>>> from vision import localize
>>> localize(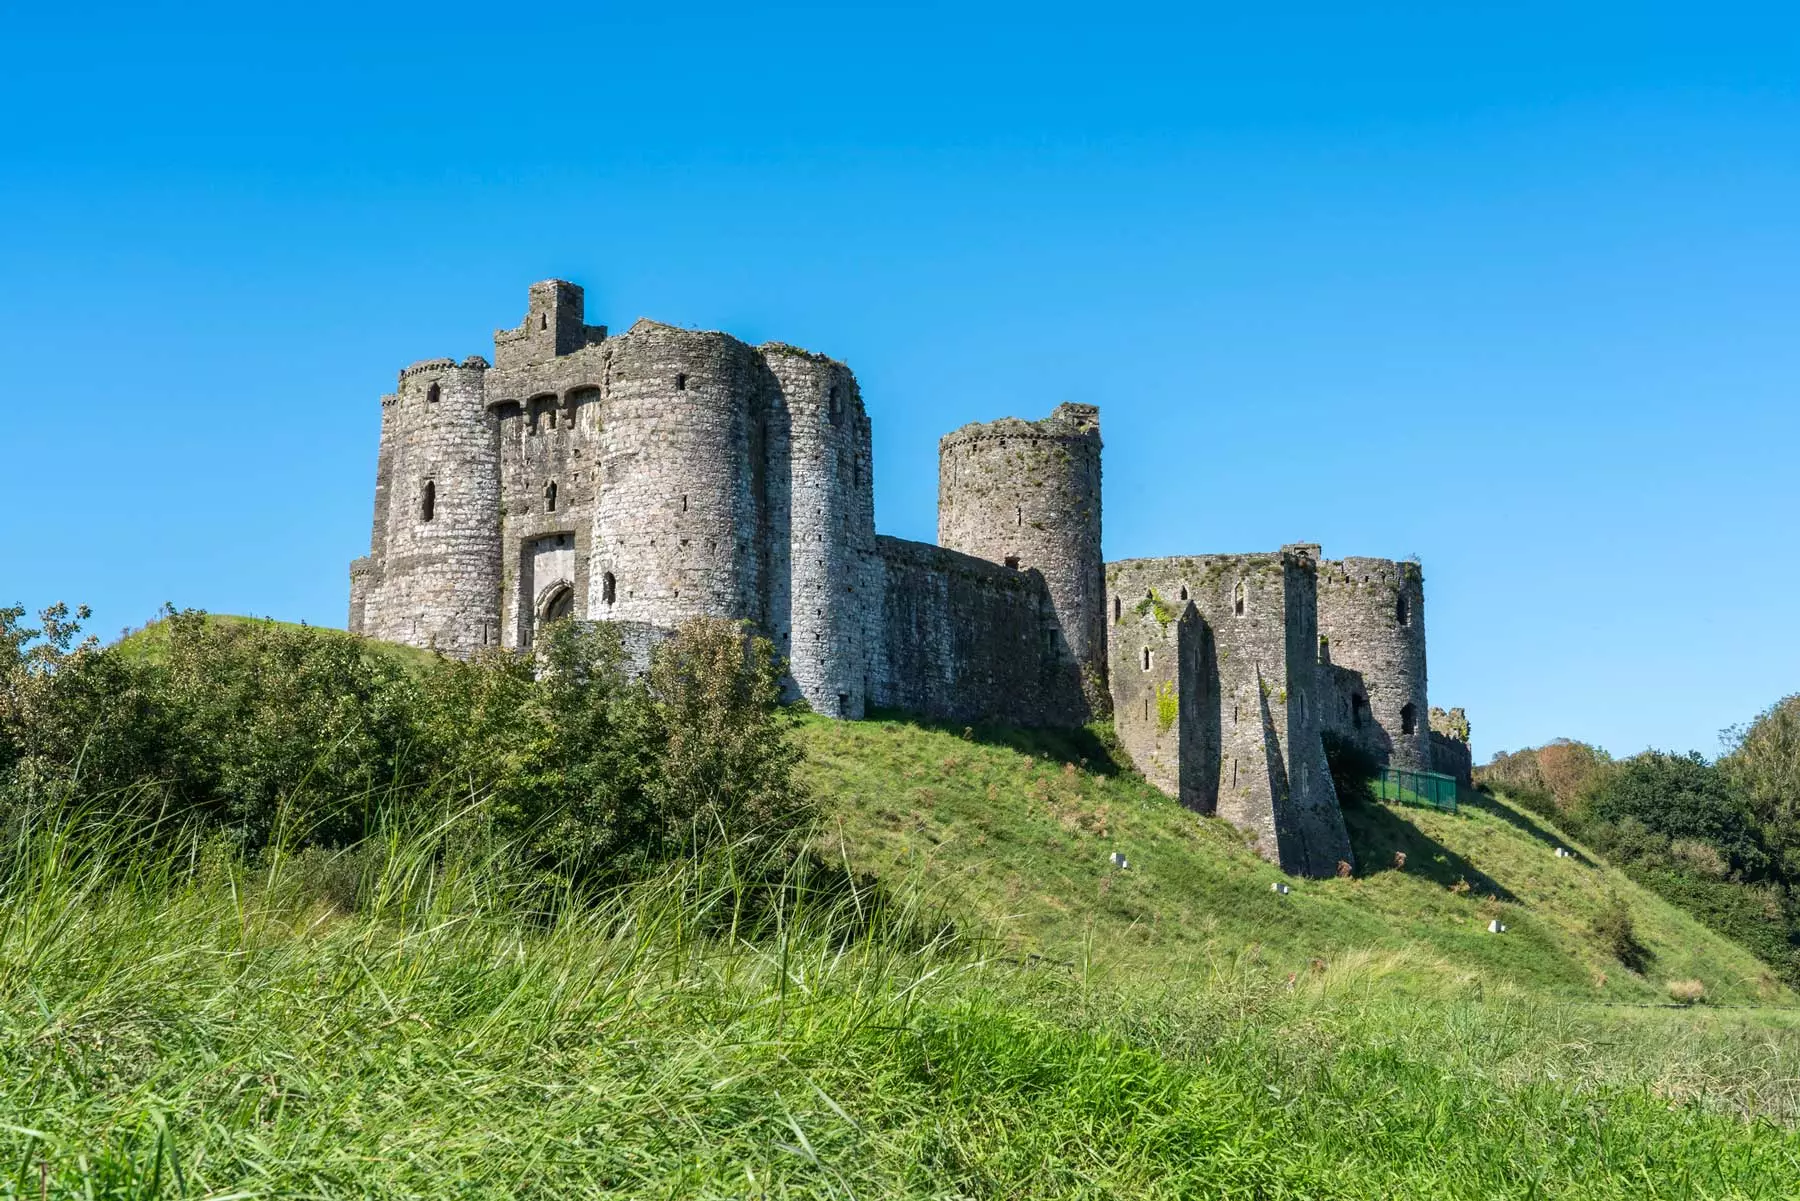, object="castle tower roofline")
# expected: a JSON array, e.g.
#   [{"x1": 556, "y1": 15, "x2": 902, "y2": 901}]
[
  {"x1": 494, "y1": 279, "x2": 606, "y2": 369},
  {"x1": 939, "y1": 402, "x2": 1102, "y2": 450},
  {"x1": 758, "y1": 340, "x2": 850, "y2": 370},
  {"x1": 399, "y1": 357, "x2": 458, "y2": 380}
]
